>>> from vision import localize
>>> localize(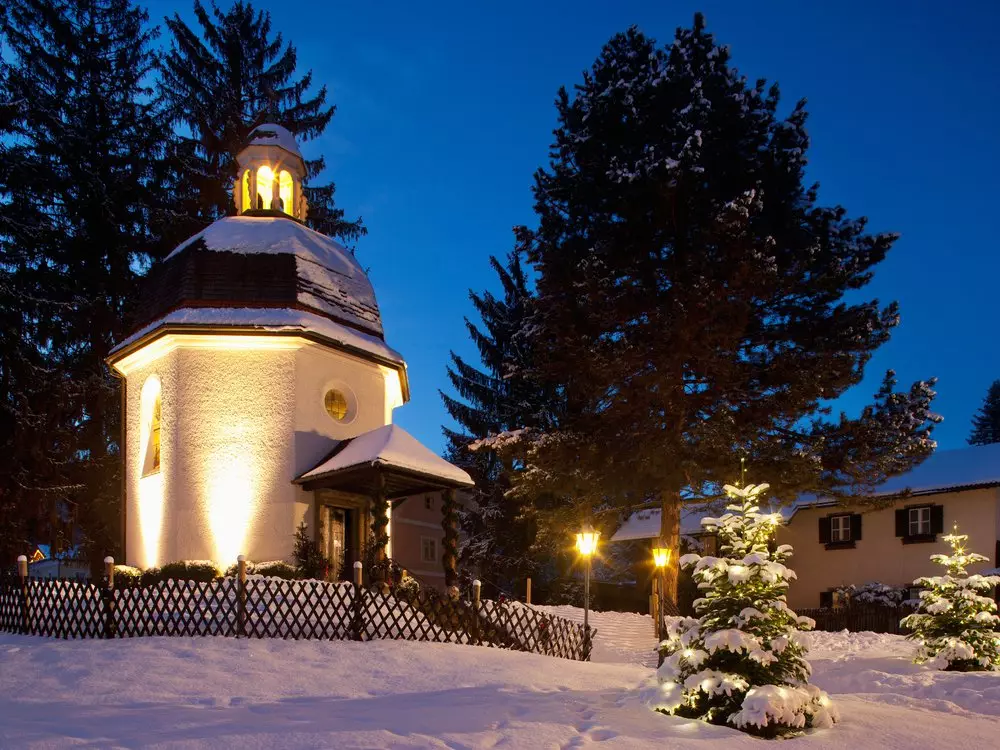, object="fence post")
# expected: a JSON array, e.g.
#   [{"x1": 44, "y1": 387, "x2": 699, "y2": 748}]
[
  {"x1": 351, "y1": 561, "x2": 364, "y2": 641},
  {"x1": 16, "y1": 555, "x2": 28, "y2": 635},
  {"x1": 525, "y1": 577, "x2": 531, "y2": 605},
  {"x1": 103, "y1": 556, "x2": 116, "y2": 639},
  {"x1": 471, "y1": 579, "x2": 481, "y2": 645},
  {"x1": 237, "y1": 555, "x2": 247, "y2": 638}
]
